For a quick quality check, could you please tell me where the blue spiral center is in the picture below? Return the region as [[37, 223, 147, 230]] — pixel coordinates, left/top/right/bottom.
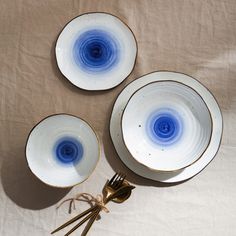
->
[[147, 109, 183, 146], [54, 137, 83, 164], [154, 116, 176, 139], [73, 29, 120, 73]]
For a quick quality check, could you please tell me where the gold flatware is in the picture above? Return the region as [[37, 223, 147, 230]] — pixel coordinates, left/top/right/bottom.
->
[[81, 184, 135, 236], [112, 180, 132, 203], [51, 205, 97, 234], [81, 207, 100, 236], [64, 210, 98, 236], [51, 172, 135, 236], [52, 184, 134, 235]]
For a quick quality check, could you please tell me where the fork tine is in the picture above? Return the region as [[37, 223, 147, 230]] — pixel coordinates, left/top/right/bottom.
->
[[120, 174, 126, 183], [108, 172, 118, 185], [115, 172, 122, 182], [119, 174, 126, 184], [110, 172, 121, 186], [113, 174, 121, 188], [114, 172, 121, 182], [118, 174, 126, 187], [111, 172, 121, 186], [113, 173, 126, 189]]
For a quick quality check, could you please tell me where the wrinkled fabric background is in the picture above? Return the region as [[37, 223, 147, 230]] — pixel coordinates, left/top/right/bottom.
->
[[0, 0, 236, 235]]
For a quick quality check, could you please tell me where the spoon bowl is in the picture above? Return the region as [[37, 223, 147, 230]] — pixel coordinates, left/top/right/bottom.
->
[[112, 180, 133, 203]]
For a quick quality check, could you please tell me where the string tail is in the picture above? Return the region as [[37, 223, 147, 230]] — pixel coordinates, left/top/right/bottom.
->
[[56, 193, 109, 214]]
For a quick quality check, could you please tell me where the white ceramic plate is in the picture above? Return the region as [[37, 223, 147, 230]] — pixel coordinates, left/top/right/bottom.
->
[[26, 114, 100, 188], [56, 12, 137, 91], [121, 81, 212, 171], [110, 71, 222, 183]]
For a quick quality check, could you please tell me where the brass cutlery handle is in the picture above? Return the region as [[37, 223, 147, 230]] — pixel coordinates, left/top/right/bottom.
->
[[81, 207, 101, 236], [51, 205, 98, 234], [51, 173, 135, 236], [52, 185, 135, 234], [64, 206, 100, 236]]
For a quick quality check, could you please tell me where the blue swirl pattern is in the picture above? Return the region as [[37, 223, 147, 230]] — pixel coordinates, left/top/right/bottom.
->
[[147, 109, 183, 146], [54, 137, 83, 165], [73, 29, 120, 73]]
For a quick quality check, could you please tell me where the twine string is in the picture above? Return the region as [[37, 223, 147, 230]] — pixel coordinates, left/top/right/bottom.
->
[[56, 193, 109, 214]]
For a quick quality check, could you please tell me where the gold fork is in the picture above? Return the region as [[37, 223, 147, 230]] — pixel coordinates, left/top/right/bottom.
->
[[80, 173, 127, 236], [51, 172, 133, 236]]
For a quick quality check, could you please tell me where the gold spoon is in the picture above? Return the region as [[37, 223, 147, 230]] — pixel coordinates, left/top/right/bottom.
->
[[81, 182, 134, 236], [51, 174, 134, 235], [112, 180, 132, 203], [60, 184, 135, 236]]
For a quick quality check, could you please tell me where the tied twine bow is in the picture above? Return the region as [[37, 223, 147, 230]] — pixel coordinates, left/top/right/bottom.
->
[[57, 193, 109, 216]]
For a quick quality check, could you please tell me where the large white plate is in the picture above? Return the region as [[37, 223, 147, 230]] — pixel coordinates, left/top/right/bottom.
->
[[110, 71, 223, 183], [56, 12, 137, 91]]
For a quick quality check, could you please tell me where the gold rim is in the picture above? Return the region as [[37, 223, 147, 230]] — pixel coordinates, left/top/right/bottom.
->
[[121, 80, 213, 172], [108, 70, 222, 174], [55, 11, 138, 92], [25, 113, 101, 189]]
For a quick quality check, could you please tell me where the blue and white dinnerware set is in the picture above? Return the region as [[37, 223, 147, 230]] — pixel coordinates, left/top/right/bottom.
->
[[25, 12, 223, 188]]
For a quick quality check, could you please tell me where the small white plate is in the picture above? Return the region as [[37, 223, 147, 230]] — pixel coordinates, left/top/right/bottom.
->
[[26, 114, 100, 188], [121, 81, 212, 171], [110, 71, 222, 183], [56, 12, 137, 91]]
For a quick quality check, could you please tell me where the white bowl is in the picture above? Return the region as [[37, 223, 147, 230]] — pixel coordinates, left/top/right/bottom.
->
[[56, 12, 137, 91], [110, 71, 222, 182], [121, 80, 212, 172], [26, 114, 100, 188]]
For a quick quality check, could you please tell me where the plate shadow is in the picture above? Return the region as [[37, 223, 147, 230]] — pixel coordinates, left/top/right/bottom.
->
[[1, 145, 71, 210]]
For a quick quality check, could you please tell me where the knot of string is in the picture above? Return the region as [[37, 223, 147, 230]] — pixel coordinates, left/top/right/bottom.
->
[[56, 193, 109, 214]]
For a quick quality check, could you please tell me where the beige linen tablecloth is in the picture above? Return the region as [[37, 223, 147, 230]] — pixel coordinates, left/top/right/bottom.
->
[[1, 0, 236, 235]]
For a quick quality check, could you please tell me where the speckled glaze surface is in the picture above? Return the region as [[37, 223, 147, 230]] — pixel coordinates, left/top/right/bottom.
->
[[110, 71, 222, 182], [121, 80, 212, 171]]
